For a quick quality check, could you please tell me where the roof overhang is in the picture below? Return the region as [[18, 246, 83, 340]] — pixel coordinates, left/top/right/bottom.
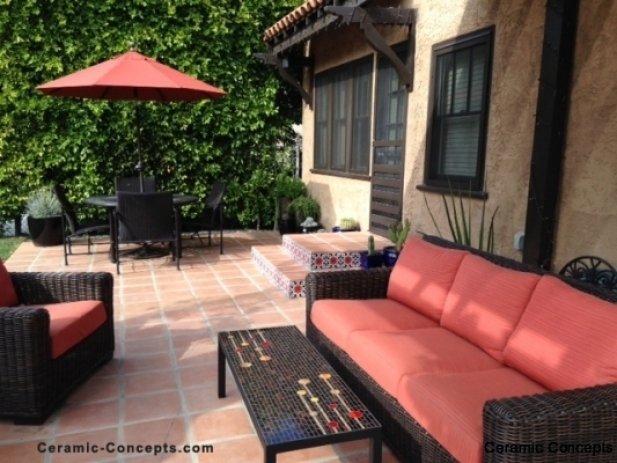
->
[[264, 0, 369, 56], [260, 0, 415, 105]]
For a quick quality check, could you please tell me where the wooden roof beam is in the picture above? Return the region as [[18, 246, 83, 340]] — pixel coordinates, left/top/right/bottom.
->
[[325, 6, 414, 88]]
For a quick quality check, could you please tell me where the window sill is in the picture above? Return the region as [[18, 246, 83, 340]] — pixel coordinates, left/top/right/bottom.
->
[[416, 183, 488, 200], [310, 169, 371, 181]]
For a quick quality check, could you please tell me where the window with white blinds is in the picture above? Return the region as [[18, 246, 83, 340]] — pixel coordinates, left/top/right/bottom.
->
[[314, 57, 373, 175], [426, 28, 493, 192]]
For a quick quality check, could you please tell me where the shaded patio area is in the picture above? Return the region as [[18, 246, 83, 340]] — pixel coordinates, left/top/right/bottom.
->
[[0, 231, 397, 462]]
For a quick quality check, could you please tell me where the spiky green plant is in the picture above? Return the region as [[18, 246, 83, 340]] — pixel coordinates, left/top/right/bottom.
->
[[424, 183, 498, 253], [387, 219, 411, 251]]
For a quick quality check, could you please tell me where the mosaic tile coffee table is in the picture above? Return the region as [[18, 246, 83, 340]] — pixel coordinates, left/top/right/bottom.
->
[[218, 326, 382, 463]]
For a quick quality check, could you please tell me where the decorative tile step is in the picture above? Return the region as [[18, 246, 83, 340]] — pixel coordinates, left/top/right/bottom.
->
[[251, 245, 308, 298], [282, 232, 393, 272]]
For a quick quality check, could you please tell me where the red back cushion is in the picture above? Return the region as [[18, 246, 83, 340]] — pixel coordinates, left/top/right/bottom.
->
[[0, 259, 19, 307], [441, 254, 540, 361], [504, 276, 617, 390], [387, 237, 468, 321]]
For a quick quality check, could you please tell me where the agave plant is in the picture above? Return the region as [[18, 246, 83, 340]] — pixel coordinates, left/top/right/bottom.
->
[[424, 182, 498, 253]]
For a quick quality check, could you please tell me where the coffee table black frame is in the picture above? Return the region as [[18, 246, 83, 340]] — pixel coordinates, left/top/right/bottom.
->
[[218, 326, 382, 463]]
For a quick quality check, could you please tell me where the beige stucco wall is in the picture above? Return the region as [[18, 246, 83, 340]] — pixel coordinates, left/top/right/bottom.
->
[[553, 2, 617, 270], [407, 0, 545, 259], [302, 0, 545, 258]]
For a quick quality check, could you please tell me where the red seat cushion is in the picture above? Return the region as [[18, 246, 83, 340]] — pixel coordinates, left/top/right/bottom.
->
[[311, 298, 438, 350], [441, 254, 540, 361], [44, 301, 107, 359], [346, 328, 501, 397], [387, 237, 468, 321], [0, 259, 19, 307], [398, 369, 547, 463], [503, 276, 617, 390]]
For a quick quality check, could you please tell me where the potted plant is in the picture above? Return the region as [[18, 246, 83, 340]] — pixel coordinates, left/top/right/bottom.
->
[[25, 186, 64, 247], [360, 235, 383, 269], [338, 217, 360, 232], [287, 195, 320, 232], [383, 219, 411, 266], [273, 174, 307, 234]]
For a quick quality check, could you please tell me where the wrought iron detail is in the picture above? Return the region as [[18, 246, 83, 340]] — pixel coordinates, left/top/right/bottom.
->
[[559, 256, 617, 291]]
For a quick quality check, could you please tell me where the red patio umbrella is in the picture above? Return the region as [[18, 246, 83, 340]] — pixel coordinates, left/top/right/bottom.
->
[[37, 50, 226, 190]]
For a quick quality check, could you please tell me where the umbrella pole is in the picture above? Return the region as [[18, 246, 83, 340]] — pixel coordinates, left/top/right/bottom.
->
[[135, 105, 145, 192]]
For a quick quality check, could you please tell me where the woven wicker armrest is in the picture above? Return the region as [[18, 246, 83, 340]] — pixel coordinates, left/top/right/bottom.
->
[[0, 307, 53, 373], [305, 267, 392, 312], [483, 383, 617, 461], [10, 272, 114, 318]]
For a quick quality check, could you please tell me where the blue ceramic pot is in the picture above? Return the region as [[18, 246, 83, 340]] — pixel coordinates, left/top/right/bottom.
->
[[382, 246, 399, 267], [360, 251, 383, 269]]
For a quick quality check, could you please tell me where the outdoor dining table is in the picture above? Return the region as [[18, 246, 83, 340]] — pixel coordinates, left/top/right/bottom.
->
[[85, 194, 198, 262]]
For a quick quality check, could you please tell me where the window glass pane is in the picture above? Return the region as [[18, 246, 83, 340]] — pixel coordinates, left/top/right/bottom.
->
[[331, 73, 348, 169], [375, 146, 402, 166], [437, 54, 453, 116], [453, 49, 470, 113], [469, 44, 486, 112], [439, 115, 480, 177], [376, 49, 407, 142], [352, 60, 372, 172], [314, 76, 329, 169]]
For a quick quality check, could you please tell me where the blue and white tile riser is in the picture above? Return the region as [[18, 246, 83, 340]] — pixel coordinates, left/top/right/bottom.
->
[[281, 234, 363, 272]]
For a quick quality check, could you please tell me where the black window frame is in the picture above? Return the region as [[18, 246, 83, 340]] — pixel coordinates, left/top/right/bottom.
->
[[422, 26, 494, 194], [313, 55, 373, 178]]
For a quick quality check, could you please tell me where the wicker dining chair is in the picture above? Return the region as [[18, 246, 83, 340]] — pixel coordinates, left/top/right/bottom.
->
[[113, 191, 181, 273], [182, 181, 226, 254], [115, 176, 156, 193], [53, 184, 110, 265]]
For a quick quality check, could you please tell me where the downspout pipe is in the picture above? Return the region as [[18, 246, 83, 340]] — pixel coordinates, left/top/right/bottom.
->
[[523, 0, 579, 270]]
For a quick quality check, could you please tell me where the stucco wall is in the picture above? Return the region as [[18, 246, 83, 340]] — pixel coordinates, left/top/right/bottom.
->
[[553, 2, 617, 270], [301, 0, 545, 257], [406, 0, 545, 259]]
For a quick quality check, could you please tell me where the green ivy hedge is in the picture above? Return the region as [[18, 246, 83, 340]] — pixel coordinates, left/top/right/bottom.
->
[[0, 0, 300, 228]]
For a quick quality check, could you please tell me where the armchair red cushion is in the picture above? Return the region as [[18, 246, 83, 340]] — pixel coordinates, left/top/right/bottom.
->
[[44, 301, 107, 359], [0, 259, 19, 307]]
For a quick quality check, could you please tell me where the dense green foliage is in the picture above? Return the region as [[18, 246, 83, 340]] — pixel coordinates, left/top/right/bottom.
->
[[0, 0, 301, 227]]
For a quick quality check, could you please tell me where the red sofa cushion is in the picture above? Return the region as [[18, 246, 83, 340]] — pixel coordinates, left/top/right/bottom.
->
[[311, 298, 438, 350], [45, 301, 107, 359], [0, 259, 19, 307], [387, 237, 468, 321], [504, 276, 617, 390], [398, 369, 547, 463], [441, 254, 540, 361], [346, 328, 501, 397]]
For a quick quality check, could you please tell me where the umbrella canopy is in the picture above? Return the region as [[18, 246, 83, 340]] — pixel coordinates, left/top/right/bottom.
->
[[36, 50, 226, 191], [37, 50, 226, 101]]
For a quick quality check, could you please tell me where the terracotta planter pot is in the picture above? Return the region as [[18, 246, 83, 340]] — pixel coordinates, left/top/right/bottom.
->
[[27, 215, 63, 247]]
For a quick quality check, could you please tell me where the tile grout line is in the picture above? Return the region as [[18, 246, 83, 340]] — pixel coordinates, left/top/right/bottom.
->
[[151, 268, 201, 463]]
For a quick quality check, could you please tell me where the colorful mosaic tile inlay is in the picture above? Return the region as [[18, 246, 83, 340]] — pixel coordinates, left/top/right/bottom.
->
[[219, 327, 381, 445]]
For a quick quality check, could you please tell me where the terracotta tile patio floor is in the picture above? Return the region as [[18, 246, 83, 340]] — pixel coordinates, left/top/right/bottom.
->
[[0, 231, 397, 463]]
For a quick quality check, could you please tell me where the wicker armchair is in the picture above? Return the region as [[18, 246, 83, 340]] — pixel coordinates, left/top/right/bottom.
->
[[0, 271, 114, 424], [306, 235, 617, 463]]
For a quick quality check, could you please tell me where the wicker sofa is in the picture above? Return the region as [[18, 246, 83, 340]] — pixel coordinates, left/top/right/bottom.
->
[[0, 269, 114, 424], [306, 235, 617, 462]]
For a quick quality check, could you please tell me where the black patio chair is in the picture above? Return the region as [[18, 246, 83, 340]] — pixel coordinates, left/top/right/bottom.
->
[[53, 184, 110, 265], [113, 191, 181, 274], [182, 181, 226, 254], [559, 255, 617, 292], [115, 176, 156, 192]]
